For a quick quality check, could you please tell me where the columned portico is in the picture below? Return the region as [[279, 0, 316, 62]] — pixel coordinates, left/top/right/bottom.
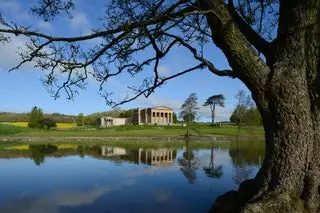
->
[[135, 106, 173, 125]]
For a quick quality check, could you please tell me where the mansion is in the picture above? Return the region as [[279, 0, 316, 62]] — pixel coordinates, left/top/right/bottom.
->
[[97, 106, 174, 127]]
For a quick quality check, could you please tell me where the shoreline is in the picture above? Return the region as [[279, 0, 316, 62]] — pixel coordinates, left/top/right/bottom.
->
[[0, 135, 264, 142]]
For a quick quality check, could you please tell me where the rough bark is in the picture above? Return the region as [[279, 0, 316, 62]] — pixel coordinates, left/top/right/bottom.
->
[[200, 0, 320, 212]]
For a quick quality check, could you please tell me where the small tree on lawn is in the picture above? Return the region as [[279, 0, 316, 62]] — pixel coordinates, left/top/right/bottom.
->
[[180, 93, 199, 137], [28, 106, 43, 129], [233, 90, 253, 136], [203, 94, 225, 125]]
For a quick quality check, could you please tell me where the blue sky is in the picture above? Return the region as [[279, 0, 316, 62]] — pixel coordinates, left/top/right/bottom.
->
[[0, 0, 250, 121]]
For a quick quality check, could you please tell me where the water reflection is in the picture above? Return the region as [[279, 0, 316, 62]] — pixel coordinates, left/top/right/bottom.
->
[[178, 140, 199, 184], [29, 144, 58, 166], [0, 140, 265, 213], [229, 141, 264, 185], [203, 142, 223, 179]]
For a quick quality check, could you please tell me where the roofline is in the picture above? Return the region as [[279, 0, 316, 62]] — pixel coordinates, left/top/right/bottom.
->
[[150, 106, 173, 111]]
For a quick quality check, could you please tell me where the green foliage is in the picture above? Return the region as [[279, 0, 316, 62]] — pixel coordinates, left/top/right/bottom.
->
[[83, 115, 97, 127], [76, 113, 84, 126], [40, 118, 57, 129], [0, 112, 76, 123], [230, 106, 262, 126], [230, 105, 247, 124], [87, 107, 122, 118], [28, 106, 43, 129], [203, 94, 225, 107], [119, 109, 136, 118], [183, 114, 195, 123], [173, 112, 178, 123]]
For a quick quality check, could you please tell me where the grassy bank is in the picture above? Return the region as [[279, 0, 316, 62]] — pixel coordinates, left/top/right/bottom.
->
[[0, 123, 264, 137]]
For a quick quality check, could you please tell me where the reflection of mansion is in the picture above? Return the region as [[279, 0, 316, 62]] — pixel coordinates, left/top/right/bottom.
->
[[97, 106, 174, 127], [100, 146, 175, 166]]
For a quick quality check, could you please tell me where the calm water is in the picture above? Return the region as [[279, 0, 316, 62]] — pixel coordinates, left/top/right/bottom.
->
[[0, 141, 264, 213]]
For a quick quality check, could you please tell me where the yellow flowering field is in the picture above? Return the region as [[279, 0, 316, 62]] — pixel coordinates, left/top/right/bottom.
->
[[9, 122, 76, 129]]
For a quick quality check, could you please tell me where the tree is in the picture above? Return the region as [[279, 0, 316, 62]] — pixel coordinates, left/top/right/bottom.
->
[[76, 113, 84, 126], [182, 113, 195, 123], [244, 107, 262, 126], [232, 90, 253, 136], [28, 106, 43, 129], [172, 112, 178, 123], [119, 109, 135, 118], [1, 0, 319, 211], [203, 94, 225, 125], [40, 118, 57, 129], [180, 93, 199, 136]]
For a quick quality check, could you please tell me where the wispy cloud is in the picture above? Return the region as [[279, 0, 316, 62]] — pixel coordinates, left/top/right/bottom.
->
[[158, 65, 170, 76], [0, 180, 135, 213], [37, 20, 53, 31], [69, 11, 90, 32]]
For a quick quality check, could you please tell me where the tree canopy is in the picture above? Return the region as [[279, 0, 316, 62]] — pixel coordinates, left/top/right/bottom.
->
[[0, 0, 278, 107], [203, 94, 225, 124], [28, 106, 44, 129], [180, 93, 199, 124]]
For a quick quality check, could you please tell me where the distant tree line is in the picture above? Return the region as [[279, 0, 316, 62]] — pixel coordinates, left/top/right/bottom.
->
[[0, 112, 76, 123]]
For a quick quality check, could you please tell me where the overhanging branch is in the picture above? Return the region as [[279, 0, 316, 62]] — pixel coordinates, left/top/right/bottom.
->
[[228, 1, 271, 57], [163, 32, 237, 78], [107, 63, 205, 107]]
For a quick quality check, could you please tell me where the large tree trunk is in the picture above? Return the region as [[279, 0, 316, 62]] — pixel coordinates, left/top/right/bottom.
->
[[201, 0, 320, 212], [211, 104, 215, 124]]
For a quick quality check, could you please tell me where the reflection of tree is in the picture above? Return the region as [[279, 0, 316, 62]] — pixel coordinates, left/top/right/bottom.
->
[[178, 140, 199, 184], [229, 141, 263, 185], [229, 141, 264, 167], [29, 144, 58, 166], [203, 142, 223, 179]]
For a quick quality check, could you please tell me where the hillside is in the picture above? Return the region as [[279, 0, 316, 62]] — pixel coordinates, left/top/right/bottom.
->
[[0, 112, 76, 123]]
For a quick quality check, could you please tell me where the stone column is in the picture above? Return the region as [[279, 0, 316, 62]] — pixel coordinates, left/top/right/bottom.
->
[[145, 109, 148, 124], [137, 108, 141, 125], [171, 113, 173, 124]]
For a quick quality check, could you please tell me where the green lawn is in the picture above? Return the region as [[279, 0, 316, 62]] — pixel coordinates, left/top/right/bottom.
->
[[0, 123, 264, 137]]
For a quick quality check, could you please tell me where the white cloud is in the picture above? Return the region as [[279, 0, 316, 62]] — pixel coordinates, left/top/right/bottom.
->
[[0, 0, 32, 21], [0, 0, 21, 14], [158, 65, 170, 75], [0, 36, 31, 71], [0, 182, 132, 213], [37, 21, 53, 31], [69, 12, 90, 32]]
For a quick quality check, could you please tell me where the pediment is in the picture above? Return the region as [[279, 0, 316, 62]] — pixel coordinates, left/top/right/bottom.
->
[[152, 106, 173, 111]]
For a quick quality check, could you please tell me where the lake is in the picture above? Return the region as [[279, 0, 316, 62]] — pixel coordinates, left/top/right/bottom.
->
[[0, 140, 264, 213]]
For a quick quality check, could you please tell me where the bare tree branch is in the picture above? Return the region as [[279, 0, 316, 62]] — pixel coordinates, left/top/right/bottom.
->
[[107, 63, 205, 107]]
